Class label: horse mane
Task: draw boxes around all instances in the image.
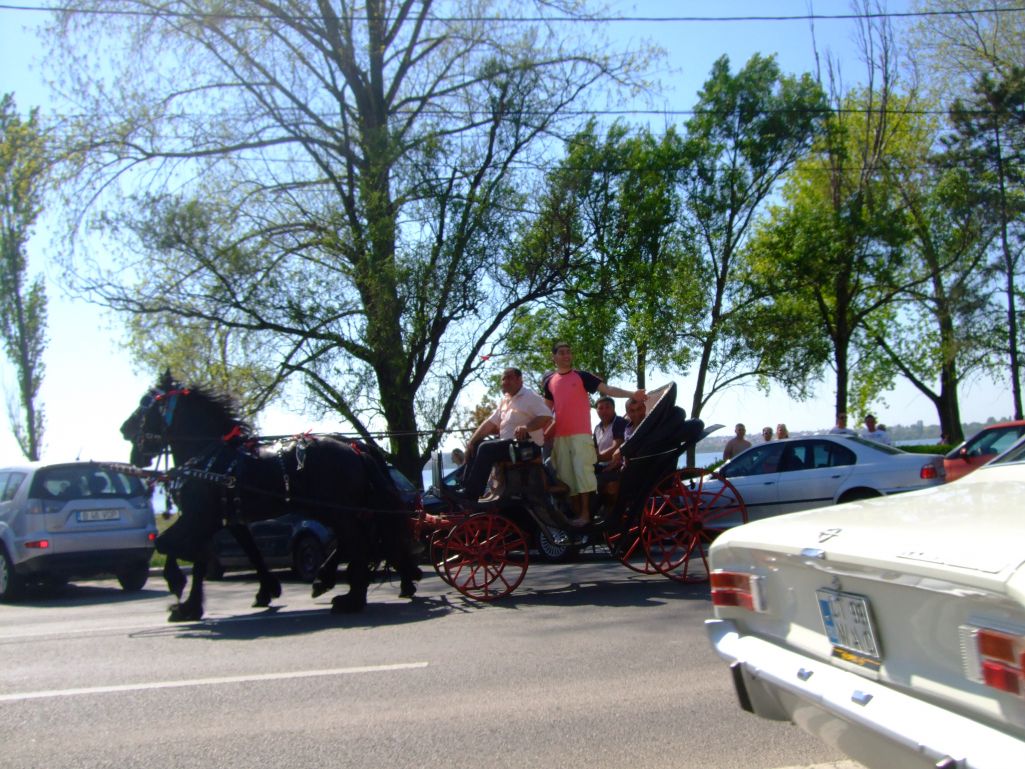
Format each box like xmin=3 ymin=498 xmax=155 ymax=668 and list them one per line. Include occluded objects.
xmin=161 ymin=371 xmax=254 ymax=436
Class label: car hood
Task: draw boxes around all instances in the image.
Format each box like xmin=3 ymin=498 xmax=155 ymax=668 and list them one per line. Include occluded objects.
xmin=714 ymin=464 xmax=1025 ymax=597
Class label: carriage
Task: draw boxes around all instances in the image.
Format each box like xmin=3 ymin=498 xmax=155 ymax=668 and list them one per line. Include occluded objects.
xmin=415 ymin=382 xmax=748 ymax=601
xmin=121 ymin=373 xmax=748 ymax=620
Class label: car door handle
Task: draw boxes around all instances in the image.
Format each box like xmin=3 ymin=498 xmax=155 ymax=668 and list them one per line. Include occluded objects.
xmin=763 ymin=481 xmax=775 ymax=486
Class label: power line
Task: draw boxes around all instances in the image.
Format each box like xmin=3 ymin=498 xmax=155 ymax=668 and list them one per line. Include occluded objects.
xmin=0 ymin=2 xmax=1023 ymax=23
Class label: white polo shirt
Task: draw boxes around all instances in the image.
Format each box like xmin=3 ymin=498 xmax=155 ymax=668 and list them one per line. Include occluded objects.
xmin=487 ymin=387 xmax=552 ymax=445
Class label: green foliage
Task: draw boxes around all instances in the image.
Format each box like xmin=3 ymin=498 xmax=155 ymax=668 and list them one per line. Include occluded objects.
xmin=0 ymin=93 xmax=48 ymax=460
xmin=677 ymin=53 xmax=828 ymax=418
xmin=503 ymin=120 xmax=696 ymax=388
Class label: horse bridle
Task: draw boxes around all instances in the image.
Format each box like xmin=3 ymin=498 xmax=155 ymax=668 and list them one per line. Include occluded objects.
xmin=127 ymin=386 xmax=192 ymax=454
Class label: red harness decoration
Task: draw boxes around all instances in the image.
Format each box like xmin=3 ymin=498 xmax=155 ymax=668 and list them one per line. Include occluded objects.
xmin=222 ymin=425 xmax=244 ymax=443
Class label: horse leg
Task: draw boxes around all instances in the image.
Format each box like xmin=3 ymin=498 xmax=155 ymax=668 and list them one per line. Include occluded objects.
xmin=227 ymin=523 xmax=281 ymax=608
xmin=311 ymin=548 xmax=341 ymax=598
xmin=397 ymin=553 xmax=423 ymax=599
xmin=169 ymin=558 xmax=206 ymax=622
xmin=331 ymin=559 xmax=369 ymax=614
xmin=163 ymin=556 xmax=187 ymax=599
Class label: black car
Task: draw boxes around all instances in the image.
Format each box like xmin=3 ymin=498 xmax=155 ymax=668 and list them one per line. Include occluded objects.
xmin=210 ymin=465 xmax=444 ymax=581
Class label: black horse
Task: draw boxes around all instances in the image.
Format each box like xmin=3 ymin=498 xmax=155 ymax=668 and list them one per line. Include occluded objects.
xmin=120 ymin=371 xmax=422 ymax=621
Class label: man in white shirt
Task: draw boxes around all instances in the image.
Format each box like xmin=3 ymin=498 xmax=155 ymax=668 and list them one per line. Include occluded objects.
xmin=461 ymin=367 xmax=553 ymax=500
xmin=860 ymin=413 xmax=893 ymax=445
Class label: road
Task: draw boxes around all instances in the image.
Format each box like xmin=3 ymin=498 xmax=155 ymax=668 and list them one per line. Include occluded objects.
xmin=0 ymin=559 xmax=859 ymax=769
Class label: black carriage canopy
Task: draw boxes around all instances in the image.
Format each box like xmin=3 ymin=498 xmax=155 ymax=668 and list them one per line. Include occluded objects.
xmin=614 ymin=383 xmax=707 ymax=516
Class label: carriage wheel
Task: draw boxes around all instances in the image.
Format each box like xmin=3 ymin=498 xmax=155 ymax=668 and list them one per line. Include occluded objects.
xmin=439 ymin=513 xmax=529 ymax=601
xmin=604 ymin=525 xmax=661 ymax=574
xmin=640 ymin=468 xmax=747 ymax=583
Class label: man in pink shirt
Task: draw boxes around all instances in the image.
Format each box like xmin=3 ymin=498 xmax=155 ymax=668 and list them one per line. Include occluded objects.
xmin=542 ymin=341 xmax=645 ymax=526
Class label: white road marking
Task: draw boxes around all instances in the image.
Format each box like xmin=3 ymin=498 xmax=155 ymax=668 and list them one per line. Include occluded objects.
xmin=0 ymin=662 xmax=429 ymax=703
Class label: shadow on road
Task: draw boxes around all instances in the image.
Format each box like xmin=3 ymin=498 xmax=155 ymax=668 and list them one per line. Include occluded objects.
xmin=125 ymin=566 xmax=711 ymax=641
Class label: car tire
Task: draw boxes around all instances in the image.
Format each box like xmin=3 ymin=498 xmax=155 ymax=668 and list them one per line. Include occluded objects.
xmin=292 ymin=534 xmax=325 ymax=583
xmin=534 ymin=527 xmax=578 ymax=564
xmin=838 ymin=488 xmax=881 ymax=504
xmin=117 ymin=563 xmax=150 ymax=592
xmin=0 ymin=545 xmax=24 ymax=601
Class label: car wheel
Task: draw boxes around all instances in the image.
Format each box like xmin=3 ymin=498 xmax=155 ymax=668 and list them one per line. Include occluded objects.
xmin=838 ymin=488 xmax=881 ymax=504
xmin=117 ymin=563 xmax=150 ymax=592
xmin=292 ymin=534 xmax=325 ymax=583
xmin=0 ymin=546 xmax=24 ymax=601
xmin=534 ymin=527 xmax=578 ymax=564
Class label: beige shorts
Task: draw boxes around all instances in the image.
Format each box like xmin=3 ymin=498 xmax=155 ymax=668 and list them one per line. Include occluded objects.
xmin=551 ymin=434 xmax=598 ymax=495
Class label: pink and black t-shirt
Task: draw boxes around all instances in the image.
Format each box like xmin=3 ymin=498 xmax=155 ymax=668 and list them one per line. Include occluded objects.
xmin=542 ymin=369 xmax=602 ymax=437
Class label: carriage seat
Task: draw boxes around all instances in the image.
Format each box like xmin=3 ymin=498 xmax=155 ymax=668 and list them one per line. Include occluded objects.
xmin=492 ymin=443 xmax=570 ymax=498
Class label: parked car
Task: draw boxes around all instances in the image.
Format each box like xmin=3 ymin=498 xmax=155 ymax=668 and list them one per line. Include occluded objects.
xmin=210 ymin=464 xmax=443 ymax=581
xmin=0 ymin=461 xmax=157 ymax=600
xmin=705 ymin=456 xmax=1025 ymax=768
xmin=713 ymin=434 xmax=945 ymax=520
xmin=944 ymin=419 xmax=1025 ymax=482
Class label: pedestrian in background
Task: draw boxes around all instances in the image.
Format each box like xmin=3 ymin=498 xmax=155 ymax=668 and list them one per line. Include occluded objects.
xmin=776 ymin=423 xmax=790 ymax=440
xmin=761 ymin=426 xmax=773 ymax=442
xmin=723 ymin=423 xmax=752 ymax=460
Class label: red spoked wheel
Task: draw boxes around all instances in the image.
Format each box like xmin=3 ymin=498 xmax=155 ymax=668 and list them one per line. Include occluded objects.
xmin=640 ymin=468 xmax=747 ymax=583
xmin=604 ymin=524 xmax=661 ymax=574
xmin=439 ymin=513 xmax=529 ymax=601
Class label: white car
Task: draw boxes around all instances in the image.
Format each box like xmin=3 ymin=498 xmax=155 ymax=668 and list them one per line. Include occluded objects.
xmin=716 ymin=434 xmax=945 ymax=520
xmin=705 ymin=450 xmax=1025 ymax=768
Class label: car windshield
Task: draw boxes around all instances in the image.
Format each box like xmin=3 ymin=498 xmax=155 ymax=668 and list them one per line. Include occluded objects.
xmin=948 ymin=424 xmax=1025 ymax=459
xmin=29 ymin=464 xmax=147 ymax=500
xmin=986 ymin=435 xmax=1025 ymax=466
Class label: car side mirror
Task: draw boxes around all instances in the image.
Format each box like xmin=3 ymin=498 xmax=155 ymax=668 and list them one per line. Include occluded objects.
xmin=959 ymin=447 xmax=970 ymax=461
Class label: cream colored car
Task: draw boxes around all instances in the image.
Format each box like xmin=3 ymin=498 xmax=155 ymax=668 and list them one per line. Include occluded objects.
xmin=706 ymin=454 xmax=1025 ymax=768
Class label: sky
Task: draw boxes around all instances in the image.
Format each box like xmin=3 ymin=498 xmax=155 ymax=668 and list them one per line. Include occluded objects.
xmin=0 ymin=0 xmax=1014 ymax=467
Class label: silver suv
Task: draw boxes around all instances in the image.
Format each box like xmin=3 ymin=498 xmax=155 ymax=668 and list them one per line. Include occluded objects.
xmin=0 ymin=461 xmax=157 ymax=600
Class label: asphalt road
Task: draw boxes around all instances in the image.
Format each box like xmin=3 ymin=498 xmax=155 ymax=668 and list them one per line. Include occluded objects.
xmin=0 ymin=559 xmax=858 ymax=769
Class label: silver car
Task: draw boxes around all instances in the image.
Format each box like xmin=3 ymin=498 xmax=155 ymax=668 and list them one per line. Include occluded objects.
xmin=0 ymin=461 xmax=157 ymax=600
xmin=717 ymin=434 xmax=946 ymax=520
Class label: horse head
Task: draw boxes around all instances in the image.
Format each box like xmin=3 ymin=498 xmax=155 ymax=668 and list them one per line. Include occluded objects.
xmin=121 ymin=370 xmax=184 ymax=467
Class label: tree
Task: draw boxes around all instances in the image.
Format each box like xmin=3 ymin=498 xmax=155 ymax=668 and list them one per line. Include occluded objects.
xmin=675 ymin=53 xmax=827 ymax=425
xmin=910 ymin=0 xmax=1025 ymax=97
xmin=502 ymin=120 xmax=696 ymax=389
xmin=0 ymin=93 xmax=48 ymax=461
xmin=47 ymin=1 xmax=647 ymax=480
xmin=869 ymin=150 xmax=999 ymax=443
xmin=946 ymin=67 xmax=1025 ymax=418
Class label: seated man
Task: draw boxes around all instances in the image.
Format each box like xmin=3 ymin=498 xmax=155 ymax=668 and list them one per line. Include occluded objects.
xmin=593 ymin=395 xmax=627 ymax=470
xmin=610 ymin=396 xmax=648 ymax=469
xmin=461 ymin=367 xmax=553 ymax=501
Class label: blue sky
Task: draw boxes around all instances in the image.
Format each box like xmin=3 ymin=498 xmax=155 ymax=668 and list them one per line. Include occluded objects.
xmin=0 ymin=1 xmax=1013 ymax=465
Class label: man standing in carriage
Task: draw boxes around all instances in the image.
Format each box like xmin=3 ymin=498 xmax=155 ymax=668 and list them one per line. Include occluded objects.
xmin=542 ymin=342 xmax=645 ymax=528
xmin=460 ymin=367 xmax=554 ymax=502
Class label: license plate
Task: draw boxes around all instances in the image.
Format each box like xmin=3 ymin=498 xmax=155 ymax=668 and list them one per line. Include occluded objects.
xmin=817 ymin=589 xmax=881 ymax=666
xmin=77 ymin=509 xmax=120 ymax=522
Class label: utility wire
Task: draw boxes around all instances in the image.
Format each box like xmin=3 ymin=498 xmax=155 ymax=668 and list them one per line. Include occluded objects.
xmin=0 ymin=2 xmax=1024 ymax=23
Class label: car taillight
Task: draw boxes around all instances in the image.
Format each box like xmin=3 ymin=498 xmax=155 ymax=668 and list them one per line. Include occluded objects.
xmin=920 ymin=463 xmax=939 ymax=480
xmin=25 ymin=539 xmax=50 ymax=549
xmin=148 ymin=532 xmax=157 ymax=542
xmin=961 ymin=625 xmax=1025 ymax=696
xmin=711 ymin=570 xmax=766 ymax=613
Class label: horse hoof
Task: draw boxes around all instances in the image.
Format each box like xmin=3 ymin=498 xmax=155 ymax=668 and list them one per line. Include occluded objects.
xmin=399 ymin=581 xmax=417 ymax=599
xmin=253 ymin=596 xmax=271 ymax=608
xmin=168 ymin=604 xmax=203 ymax=622
xmin=311 ymin=579 xmax=335 ymax=598
xmin=331 ymin=594 xmax=367 ymax=614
